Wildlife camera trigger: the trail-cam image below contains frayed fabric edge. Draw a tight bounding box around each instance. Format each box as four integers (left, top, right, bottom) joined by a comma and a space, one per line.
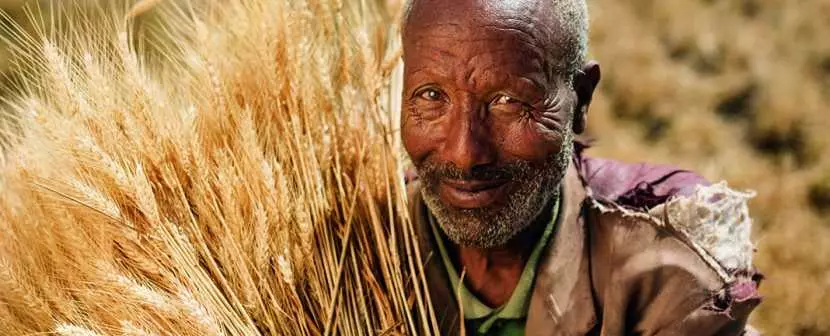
590, 181, 764, 327
590, 181, 757, 285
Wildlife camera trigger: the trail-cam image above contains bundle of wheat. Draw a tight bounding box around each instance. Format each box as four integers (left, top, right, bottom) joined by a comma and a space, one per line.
0, 0, 436, 335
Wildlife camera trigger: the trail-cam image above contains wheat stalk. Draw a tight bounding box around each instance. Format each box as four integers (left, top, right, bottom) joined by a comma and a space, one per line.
0, 0, 437, 335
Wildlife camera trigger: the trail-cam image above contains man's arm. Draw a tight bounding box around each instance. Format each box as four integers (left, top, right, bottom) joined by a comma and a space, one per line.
587, 183, 761, 336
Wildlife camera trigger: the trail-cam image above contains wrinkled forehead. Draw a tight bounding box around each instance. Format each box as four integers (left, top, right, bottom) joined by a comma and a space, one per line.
403, 0, 565, 71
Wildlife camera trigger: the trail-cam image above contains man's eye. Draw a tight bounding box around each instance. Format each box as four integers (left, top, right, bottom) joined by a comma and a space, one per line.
418, 88, 444, 101
493, 94, 521, 105
489, 94, 532, 116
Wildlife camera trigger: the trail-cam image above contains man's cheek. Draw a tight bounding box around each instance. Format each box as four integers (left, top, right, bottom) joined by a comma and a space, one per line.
401, 117, 441, 164
500, 121, 565, 161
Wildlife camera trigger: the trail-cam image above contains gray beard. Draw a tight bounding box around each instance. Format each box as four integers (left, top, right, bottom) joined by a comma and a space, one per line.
420, 138, 573, 249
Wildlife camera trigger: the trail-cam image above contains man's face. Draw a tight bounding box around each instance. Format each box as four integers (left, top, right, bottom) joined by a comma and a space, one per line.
401, 2, 580, 248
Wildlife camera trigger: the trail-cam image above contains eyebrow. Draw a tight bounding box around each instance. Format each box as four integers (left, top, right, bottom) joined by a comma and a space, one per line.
404, 39, 550, 95
476, 70, 548, 99
406, 64, 549, 103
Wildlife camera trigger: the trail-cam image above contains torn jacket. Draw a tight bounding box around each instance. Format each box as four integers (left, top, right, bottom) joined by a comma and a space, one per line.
406, 154, 762, 336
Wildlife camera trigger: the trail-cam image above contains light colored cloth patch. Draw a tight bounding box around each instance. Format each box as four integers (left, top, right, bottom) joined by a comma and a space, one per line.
650, 181, 756, 271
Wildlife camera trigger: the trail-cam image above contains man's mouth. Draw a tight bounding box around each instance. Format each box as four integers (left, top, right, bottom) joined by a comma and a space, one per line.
438, 178, 511, 209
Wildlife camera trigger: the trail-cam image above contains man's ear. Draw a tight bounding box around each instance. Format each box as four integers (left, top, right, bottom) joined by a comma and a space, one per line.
572, 61, 601, 134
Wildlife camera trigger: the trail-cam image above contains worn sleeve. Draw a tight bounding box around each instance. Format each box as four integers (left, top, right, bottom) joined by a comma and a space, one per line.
656, 280, 762, 335
626, 265, 762, 336
651, 182, 762, 335
588, 185, 761, 336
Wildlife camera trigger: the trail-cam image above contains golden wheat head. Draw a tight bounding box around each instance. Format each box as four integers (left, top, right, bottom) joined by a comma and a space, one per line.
0, 0, 436, 335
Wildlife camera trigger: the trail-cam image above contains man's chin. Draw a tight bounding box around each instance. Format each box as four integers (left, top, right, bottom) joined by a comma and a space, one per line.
419, 164, 564, 249
428, 202, 523, 249
440, 220, 516, 249
423, 181, 559, 249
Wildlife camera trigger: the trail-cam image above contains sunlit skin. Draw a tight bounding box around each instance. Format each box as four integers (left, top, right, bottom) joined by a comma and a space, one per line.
402, 0, 600, 306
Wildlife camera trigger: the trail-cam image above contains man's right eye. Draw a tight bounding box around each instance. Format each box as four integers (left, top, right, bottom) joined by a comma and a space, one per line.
418, 88, 444, 101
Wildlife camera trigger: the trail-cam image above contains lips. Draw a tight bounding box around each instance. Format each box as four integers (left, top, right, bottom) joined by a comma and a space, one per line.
437, 178, 511, 209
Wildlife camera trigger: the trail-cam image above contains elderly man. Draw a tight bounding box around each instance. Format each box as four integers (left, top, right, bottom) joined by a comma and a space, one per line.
400, 0, 761, 335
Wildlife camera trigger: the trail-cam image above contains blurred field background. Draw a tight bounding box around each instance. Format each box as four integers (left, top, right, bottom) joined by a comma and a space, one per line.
585, 1, 830, 335
1, 0, 828, 335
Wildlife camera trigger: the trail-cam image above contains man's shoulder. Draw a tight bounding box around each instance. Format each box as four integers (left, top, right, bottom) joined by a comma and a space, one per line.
583, 176, 757, 277
576, 150, 709, 209
582, 182, 761, 333
585, 197, 728, 288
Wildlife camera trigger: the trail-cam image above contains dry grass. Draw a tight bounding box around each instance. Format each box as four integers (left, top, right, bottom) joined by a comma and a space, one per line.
0, 0, 437, 335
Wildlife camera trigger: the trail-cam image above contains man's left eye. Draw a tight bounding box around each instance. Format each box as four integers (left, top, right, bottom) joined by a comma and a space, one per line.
493, 95, 521, 105
489, 94, 533, 116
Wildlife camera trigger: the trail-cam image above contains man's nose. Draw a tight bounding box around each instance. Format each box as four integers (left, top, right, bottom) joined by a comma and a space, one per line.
440, 103, 496, 172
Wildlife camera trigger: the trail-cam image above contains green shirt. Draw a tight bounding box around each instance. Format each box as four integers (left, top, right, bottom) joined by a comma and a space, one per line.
428, 197, 561, 336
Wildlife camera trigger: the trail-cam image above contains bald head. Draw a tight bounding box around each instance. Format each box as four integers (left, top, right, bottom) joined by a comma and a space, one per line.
402, 0, 589, 77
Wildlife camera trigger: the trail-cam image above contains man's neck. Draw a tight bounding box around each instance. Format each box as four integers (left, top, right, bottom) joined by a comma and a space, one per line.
449, 202, 555, 308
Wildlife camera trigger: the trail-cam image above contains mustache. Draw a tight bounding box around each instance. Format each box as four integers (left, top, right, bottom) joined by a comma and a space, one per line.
417, 160, 532, 182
